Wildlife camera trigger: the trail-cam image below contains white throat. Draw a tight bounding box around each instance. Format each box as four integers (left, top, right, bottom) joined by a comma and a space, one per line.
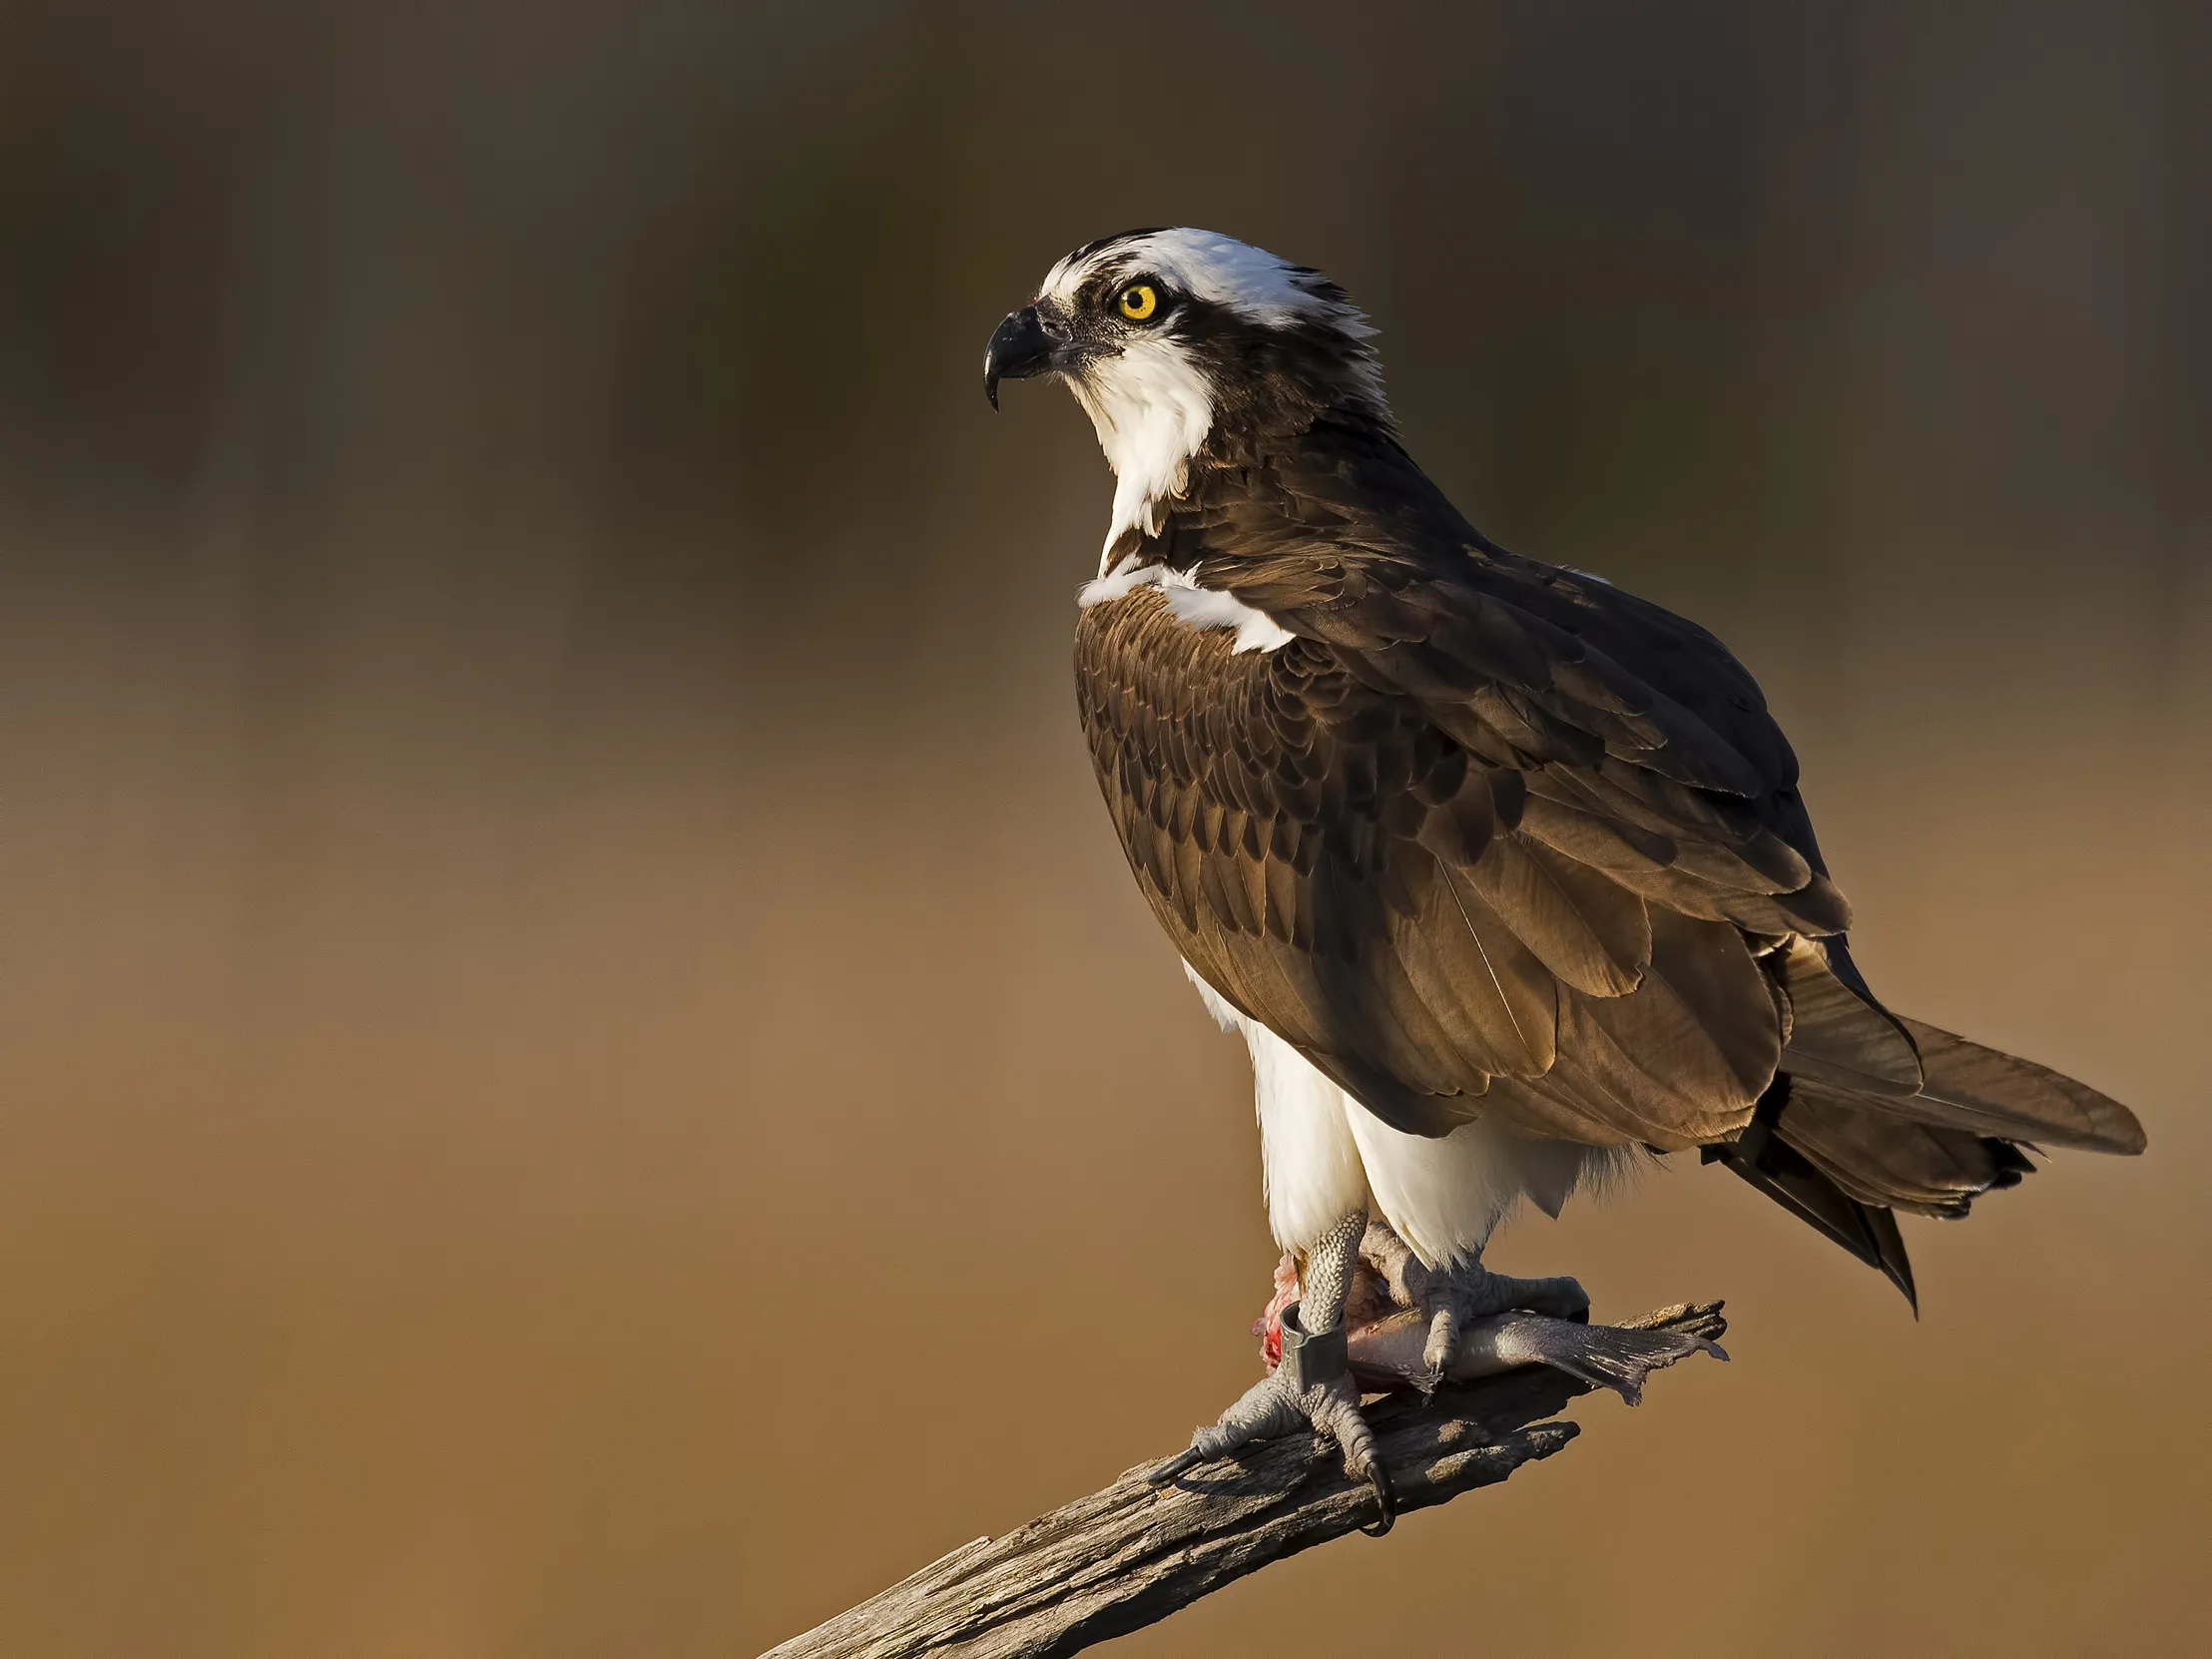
1067, 335, 1215, 570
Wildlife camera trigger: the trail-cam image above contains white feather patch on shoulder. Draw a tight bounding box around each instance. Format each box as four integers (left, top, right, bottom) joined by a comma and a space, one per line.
1076, 561, 1294, 653
1074, 553, 1152, 607
1160, 578, 1296, 653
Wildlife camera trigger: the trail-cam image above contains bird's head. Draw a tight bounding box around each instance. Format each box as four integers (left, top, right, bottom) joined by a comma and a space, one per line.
984, 229, 1388, 549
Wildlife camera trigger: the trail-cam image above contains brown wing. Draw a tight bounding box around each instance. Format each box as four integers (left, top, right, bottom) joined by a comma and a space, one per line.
1075, 565, 1867, 1148
1077, 412, 2140, 1309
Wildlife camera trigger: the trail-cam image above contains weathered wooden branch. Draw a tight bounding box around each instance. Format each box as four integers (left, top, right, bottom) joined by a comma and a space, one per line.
763, 1302, 1725, 1659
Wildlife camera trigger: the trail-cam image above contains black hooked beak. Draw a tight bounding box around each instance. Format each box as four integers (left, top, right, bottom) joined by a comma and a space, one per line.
983, 304, 1061, 410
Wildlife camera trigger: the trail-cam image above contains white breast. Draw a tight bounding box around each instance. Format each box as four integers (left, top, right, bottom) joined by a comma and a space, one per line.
1182, 961, 1624, 1267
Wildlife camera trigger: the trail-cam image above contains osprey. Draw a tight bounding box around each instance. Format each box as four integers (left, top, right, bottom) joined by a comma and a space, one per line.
983, 228, 2146, 1531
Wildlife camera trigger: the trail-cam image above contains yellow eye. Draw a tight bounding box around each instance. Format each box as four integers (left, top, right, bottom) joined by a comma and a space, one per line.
1117, 281, 1159, 321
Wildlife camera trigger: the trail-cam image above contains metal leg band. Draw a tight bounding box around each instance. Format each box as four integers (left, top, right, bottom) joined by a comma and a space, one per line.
1277, 1300, 1349, 1392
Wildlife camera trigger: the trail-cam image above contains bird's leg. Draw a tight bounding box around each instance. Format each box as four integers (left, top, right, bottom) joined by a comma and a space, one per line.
1147, 1206, 1396, 1535
1359, 1219, 1590, 1393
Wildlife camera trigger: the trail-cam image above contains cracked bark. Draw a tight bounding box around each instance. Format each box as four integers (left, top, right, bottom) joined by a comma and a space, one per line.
761, 1302, 1725, 1659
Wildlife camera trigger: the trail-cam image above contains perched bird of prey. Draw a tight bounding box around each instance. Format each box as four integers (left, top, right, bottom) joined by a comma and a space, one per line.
983, 228, 2146, 1532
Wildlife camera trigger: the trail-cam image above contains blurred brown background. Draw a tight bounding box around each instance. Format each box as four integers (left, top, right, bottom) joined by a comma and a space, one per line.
2, 2, 2207, 1655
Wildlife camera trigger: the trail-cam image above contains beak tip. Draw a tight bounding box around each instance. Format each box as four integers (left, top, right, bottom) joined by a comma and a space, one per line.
983, 304, 1055, 414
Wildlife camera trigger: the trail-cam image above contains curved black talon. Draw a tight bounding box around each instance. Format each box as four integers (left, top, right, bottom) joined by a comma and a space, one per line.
1359, 1461, 1396, 1536
1147, 1445, 1207, 1486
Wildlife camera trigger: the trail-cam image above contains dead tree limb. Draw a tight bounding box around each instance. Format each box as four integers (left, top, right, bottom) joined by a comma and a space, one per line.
762, 1302, 1725, 1659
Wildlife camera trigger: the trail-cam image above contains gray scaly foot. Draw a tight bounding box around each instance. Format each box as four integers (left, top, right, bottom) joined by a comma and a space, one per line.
1360, 1220, 1590, 1394
1148, 1210, 1396, 1535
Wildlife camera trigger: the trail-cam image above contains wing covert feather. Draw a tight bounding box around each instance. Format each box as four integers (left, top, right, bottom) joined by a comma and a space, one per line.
1076, 578, 1818, 1147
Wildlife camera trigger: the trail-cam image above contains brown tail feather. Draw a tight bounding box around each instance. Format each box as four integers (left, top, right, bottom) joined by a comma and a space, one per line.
1703, 1082, 1921, 1310
1890, 1018, 2147, 1154
1772, 936, 1923, 1097
1776, 1078, 2036, 1218
1709, 1017, 2141, 1308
